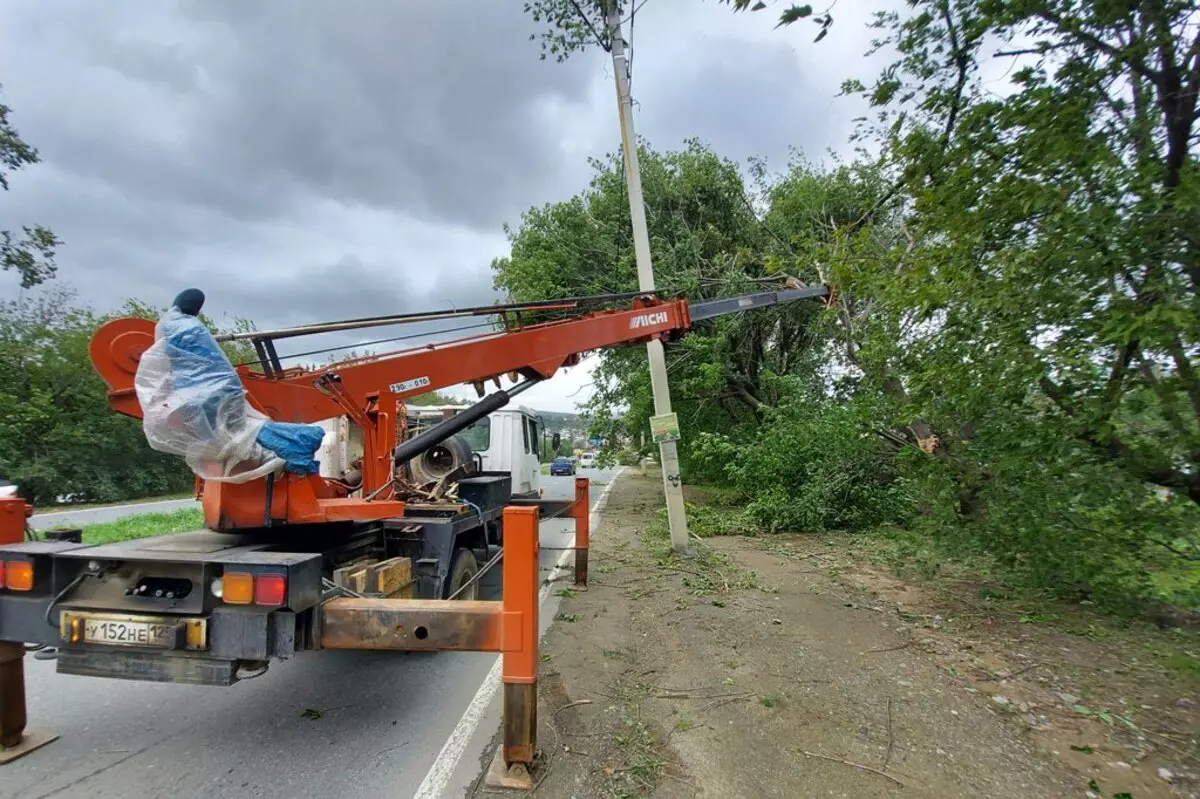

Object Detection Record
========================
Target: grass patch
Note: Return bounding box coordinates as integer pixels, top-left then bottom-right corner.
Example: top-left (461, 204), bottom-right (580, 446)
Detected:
top-left (1163, 651), bottom-right (1200, 678)
top-left (642, 509), bottom-right (758, 596)
top-left (80, 508), bottom-right (206, 545)
top-left (759, 693), bottom-right (783, 708)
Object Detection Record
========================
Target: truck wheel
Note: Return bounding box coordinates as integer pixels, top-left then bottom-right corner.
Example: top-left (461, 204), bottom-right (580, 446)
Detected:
top-left (445, 547), bottom-right (479, 600)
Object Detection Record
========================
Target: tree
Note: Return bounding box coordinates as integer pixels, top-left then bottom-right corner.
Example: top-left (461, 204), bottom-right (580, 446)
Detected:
top-left (0, 289), bottom-right (194, 504)
top-left (830, 2), bottom-right (1200, 495)
top-left (1, 87), bottom-right (59, 288)
top-left (406, 391), bottom-right (467, 407)
top-left (788, 0), bottom-right (1200, 602)
top-left (493, 140), bottom-right (829, 478)
top-left (523, 0), bottom-right (832, 62)
top-left (0, 289), bottom-right (270, 505)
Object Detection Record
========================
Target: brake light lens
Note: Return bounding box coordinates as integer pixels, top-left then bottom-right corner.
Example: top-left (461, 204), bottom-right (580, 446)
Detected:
top-left (222, 572), bottom-right (254, 604)
top-left (253, 574), bottom-right (287, 607)
top-left (3, 561), bottom-right (33, 591)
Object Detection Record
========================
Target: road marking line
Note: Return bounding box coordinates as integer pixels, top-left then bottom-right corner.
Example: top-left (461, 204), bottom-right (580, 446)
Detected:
top-left (411, 469), bottom-right (626, 799)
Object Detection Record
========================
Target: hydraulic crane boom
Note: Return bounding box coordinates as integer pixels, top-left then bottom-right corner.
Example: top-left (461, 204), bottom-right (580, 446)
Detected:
top-left (89, 285), bottom-right (828, 531)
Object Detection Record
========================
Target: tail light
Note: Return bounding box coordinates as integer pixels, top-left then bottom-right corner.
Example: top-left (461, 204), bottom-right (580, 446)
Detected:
top-left (221, 572), bottom-right (254, 604)
top-left (2, 560), bottom-right (34, 591)
top-left (221, 571), bottom-right (286, 607)
top-left (253, 574), bottom-right (287, 607)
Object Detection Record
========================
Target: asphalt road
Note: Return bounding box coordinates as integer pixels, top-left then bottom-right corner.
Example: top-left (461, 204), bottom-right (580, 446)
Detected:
top-left (29, 498), bottom-right (199, 531)
top-left (3, 468), bottom-right (617, 799)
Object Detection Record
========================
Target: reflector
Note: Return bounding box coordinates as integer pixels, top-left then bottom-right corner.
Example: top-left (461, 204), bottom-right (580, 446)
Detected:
top-left (222, 572), bottom-right (253, 604)
top-left (4, 561), bottom-right (33, 591)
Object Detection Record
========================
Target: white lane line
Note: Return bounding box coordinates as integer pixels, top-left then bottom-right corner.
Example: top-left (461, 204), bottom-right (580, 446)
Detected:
top-left (411, 469), bottom-right (626, 799)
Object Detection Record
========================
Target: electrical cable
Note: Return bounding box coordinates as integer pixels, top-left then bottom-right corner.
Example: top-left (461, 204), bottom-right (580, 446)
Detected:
top-left (446, 546), bottom-right (503, 601)
top-left (44, 572), bottom-right (93, 629)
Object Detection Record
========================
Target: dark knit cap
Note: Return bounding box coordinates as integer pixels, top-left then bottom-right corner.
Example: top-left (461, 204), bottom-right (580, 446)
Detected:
top-left (172, 288), bottom-right (205, 316)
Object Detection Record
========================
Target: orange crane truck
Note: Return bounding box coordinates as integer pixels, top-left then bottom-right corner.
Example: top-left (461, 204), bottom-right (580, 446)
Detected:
top-left (0, 283), bottom-right (828, 781)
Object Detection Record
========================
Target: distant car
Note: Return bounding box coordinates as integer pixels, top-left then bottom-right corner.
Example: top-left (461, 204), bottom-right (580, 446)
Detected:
top-left (578, 452), bottom-right (596, 468)
top-left (549, 457), bottom-right (576, 476)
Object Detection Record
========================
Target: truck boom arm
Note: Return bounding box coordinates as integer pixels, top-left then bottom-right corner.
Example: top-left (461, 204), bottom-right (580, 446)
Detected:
top-left (91, 286), bottom-right (827, 426)
top-left (88, 286), bottom-right (827, 531)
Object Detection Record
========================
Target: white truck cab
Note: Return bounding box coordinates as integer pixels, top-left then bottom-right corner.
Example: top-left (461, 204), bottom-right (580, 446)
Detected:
top-left (316, 404), bottom-right (544, 498)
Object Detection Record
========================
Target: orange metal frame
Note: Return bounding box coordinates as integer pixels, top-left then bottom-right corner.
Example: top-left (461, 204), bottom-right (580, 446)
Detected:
top-left (89, 296), bottom-right (689, 531)
top-left (319, 480), bottom-right (591, 779)
top-left (0, 497), bottom-right (58, 762)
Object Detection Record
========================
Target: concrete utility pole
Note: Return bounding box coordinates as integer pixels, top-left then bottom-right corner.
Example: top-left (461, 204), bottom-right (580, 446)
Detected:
top-left (604, 2), bottom-right (690, 553)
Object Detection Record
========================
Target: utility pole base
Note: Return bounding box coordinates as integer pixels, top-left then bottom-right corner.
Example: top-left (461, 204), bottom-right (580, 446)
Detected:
top-left (0, 730), bottom-right (58, 764)
top-left (483, 746), bottom-right (535, 790)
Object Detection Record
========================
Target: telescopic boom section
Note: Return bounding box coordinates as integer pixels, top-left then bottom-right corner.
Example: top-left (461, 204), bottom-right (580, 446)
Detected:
top-left (91, 295), bottom-right (693, 425)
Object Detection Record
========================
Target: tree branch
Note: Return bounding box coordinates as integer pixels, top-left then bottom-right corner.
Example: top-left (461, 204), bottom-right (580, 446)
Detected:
top-left (1137, 355), bottom-right (1191, 439)
top-left (1033, 10), bottom-right (1162, 84)
top-left (1166, 335), bottom-right (1200, 424)
top-left (873, 427), bottom-right (911, 451)
top-left (569, 0), bottom-right (609, 50)
top-left (1147, 536), bottom-right (1200, 562)
top-left (1040, 375), bottom-right (1200, 504)
top-left (935, 0), bottom-right (975, 157)
top-left (1098, 338), bottom-right (1139, 423)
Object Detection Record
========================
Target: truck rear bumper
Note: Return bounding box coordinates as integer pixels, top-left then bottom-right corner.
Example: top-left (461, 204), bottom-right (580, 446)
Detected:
top-left (55, 649), bottom-right (241, 686)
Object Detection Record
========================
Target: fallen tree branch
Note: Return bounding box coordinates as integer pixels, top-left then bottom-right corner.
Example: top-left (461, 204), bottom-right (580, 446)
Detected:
top-left (867, 640), bottom-right (913, 654)
top-left (800, 749), bottom-right (906, 786)
top-left (884, 697), bottom-right (895, 770)
top-left (554, 699), bottom-right (594, 716)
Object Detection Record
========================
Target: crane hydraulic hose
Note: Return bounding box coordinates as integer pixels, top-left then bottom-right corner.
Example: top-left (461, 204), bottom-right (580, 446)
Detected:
top-left (391, 377), bottom-right (541, 468)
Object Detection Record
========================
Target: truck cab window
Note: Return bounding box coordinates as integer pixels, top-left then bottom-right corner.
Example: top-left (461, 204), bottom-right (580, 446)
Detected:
top-left (521, 417), bottom-right (531, 453)
top-left (459, 416), bottom-right (491, 452)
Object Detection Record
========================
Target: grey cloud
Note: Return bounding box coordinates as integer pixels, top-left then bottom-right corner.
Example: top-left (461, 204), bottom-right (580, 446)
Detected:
top-left (3, 0), bottom-right (599, 233)
top-left (635, 37), bottom-right (841, 168)
top-left (0, 0), bottom-right (875, 407)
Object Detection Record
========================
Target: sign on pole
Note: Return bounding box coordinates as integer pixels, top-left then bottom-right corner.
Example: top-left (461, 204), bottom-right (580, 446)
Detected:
top-left (649, 413), bottom-right (681, 444)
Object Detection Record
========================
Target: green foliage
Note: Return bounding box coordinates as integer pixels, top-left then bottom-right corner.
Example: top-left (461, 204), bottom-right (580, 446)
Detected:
top-left (696, 391), bottom-right (914, 532)
top-left (523, 0), bottom-right (611, 63)
top-left (492, 140), bottom-right (829, 479)
top-left (815, 0), bottom-right (1200, 609)
top-left (405, 391), bottom-right (466, 407)
top-left (0, 288), bottom-right (254, 506)
top-left (1, 87), bottom-right (58, 287)
top-left (509, 0), bottom-right (1200, 615)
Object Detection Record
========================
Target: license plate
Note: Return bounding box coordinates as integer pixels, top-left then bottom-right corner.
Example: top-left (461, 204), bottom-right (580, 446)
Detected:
top-left (84, 619), bottom-right (176, 647)
top-left (60, 611), bottom-right (207, 650)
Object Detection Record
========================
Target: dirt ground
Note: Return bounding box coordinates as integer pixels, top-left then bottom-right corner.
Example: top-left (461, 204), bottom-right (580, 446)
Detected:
top-left (472, 470), bottom-right (1199, 799)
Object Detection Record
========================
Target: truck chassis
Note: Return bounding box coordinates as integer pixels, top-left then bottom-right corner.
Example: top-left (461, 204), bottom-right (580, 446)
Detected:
top-left (0, 476), bottom-right (591, 786)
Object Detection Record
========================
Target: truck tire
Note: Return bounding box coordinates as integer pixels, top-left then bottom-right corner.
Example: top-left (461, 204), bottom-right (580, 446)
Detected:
top-left (445, 547), bottom-right (479, 600)
top-left (408, 434), bottom-right (473, 485)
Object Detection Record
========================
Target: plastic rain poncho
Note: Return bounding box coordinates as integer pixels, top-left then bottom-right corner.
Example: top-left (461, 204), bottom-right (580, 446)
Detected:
top-left (134, 308), bottom-right (325, 483)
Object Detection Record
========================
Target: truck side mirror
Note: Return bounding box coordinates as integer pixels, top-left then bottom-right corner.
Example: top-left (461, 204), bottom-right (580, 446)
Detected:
top-left (551, 432), bottom-right (561, 449)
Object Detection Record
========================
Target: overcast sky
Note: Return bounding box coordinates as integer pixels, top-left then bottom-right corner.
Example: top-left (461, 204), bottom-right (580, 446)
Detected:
top-left (0, 0), bottom-right (887, 412)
